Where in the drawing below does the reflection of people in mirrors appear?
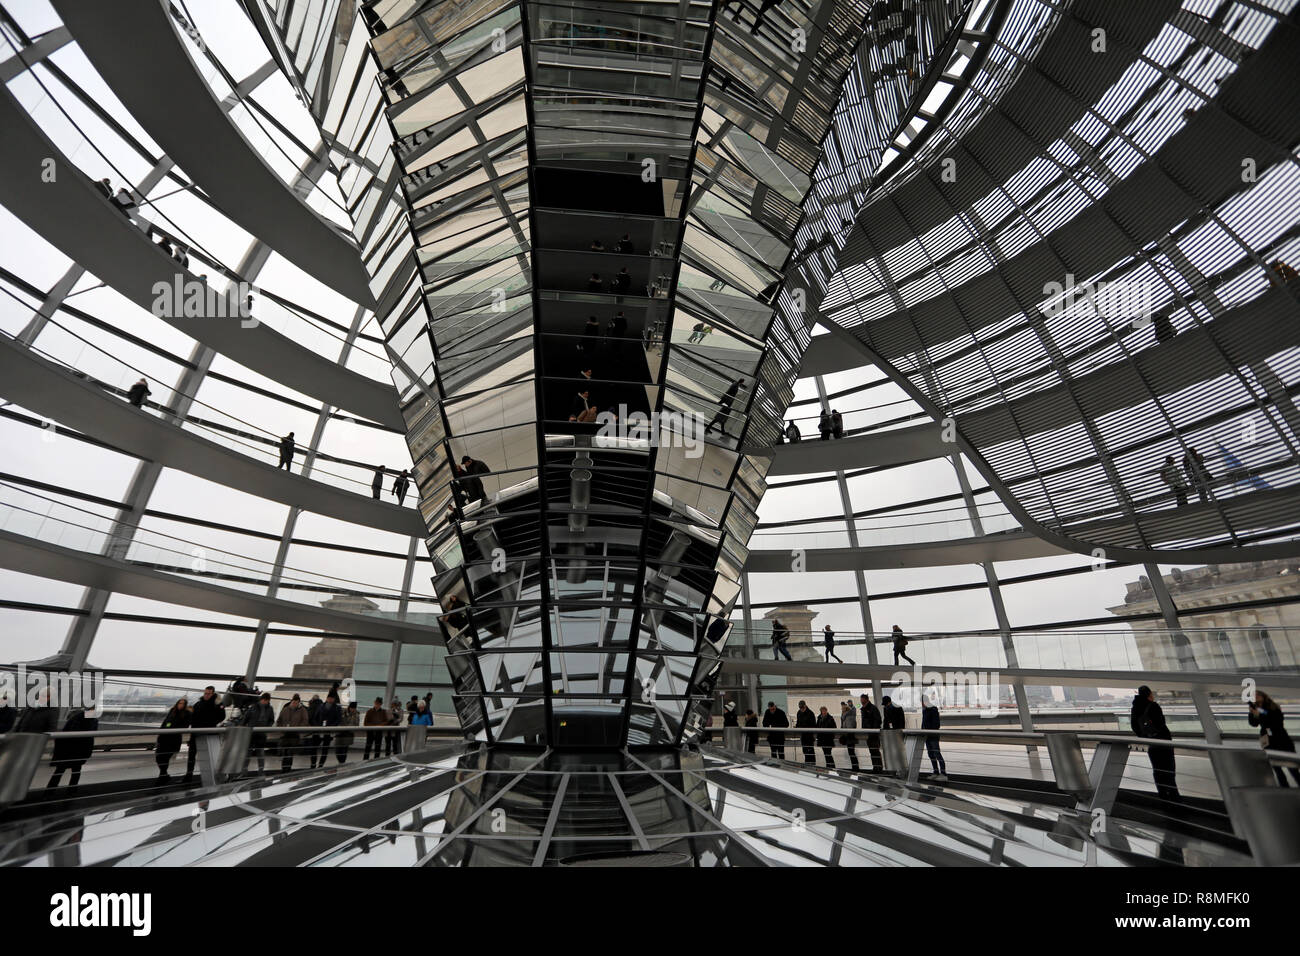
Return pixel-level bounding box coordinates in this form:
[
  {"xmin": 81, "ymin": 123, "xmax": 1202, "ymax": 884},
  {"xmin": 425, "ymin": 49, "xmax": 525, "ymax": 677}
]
[
  {"xmin": 590, "ymin": 239, "xmax": 604, "ymax": 251},
  {"xmin": 1249, "ymin": 690, "xmax": 1300, "ymax": 787},
  {"xmin": 614, "ymin": 234, "xmax": 633, "ymax": 254},
  {"xmin": 570, "ymin": 389, "xmax": 599, "ymax": 423},
  {"xmin": 707, "ymin": 378, "xmax": 742, "ymax": 434},
  {"xmin": 688, "ymin": 322, "xmax": 714, "ymax": 344},
  {"xmin": 580, "ymin": 315, "xmax": 601, "ymax": 352},
  {"xmin": 459, "ymin": 455, "xmax": 490, "ymax": 504},
  {"xmin": 587, "ymin": 273, "xmax": 603, "ymax": 292},
  {"xmin": 612, "ymin": 267, "xmax": 632, "ymax": 294},
  {"xmin": 608, "ymin": 312, "xmax": 627, "ymax": 338}
]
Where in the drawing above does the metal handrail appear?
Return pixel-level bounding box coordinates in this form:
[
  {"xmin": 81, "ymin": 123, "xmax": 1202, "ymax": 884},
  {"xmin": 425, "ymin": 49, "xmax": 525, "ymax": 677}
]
[{"xmin": 726, "ymin": 724, "xmax": 1300, "ymax": 763}]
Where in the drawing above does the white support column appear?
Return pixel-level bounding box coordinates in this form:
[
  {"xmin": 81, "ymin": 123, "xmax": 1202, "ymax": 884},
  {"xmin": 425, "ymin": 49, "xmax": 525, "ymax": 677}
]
[
  {"xmin": 814, "ymin": 375, "xmax": 881, "ymax": 704},
  {"xmin": 740, "ymin": 571, "xmax": 759, "ymax": 713},
  {"xmin": 1190, "ymin": 687, "xmax": 1222, "ymax": 744}
]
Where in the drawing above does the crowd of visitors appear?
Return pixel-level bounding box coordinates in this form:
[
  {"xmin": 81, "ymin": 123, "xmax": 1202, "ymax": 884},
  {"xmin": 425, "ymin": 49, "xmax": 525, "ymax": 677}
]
[
  {"xmin": 782, "ymin": 408, "xmax": 847, "ymax": 443},
  {"xmin": 0, "ymin": 678, "xmax": 449, "ymax": 789}
]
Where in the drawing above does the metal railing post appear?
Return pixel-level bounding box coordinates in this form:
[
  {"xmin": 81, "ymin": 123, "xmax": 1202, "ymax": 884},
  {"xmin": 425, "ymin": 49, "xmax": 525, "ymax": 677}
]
[
  {"xmin": 1224, "ymin": 788, "xmax": 1300, "ymax": 865},
  {"xmin": 196, "ymin": 731, "xmax": 224, "ymax": 787},
  {"xmin": 1189, "ymin": 688, "xmax": 1222, "ymax": 744},
  {"xmin": 1044, "ymin": 732, "xmax": 1090, "ymax": 796},
  {"xmin": 905, "ymin": 734, "xmax": 925, "ymax": 783},
  {"xmin": 1208, "ymin": 747, "xmax": 1276, "ymax": 839},
  {"xmin": 217, "ymin": 725, "xmax": 252, "ymax": 778},
  {"xmin": 880, "ymin": 729, "xmax": 906, "ymax": 777},
  {"xmin": 1084, "ymin": 741, "xmax": 1130, "ymax": 815},
  {"xmin": 405, "ymin": 724, "xmax": 428, "ymax": 752}
]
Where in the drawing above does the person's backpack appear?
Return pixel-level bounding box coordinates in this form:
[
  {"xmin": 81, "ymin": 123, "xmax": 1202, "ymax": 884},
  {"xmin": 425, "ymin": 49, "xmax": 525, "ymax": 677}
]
[{"xmin": 1138, "ymin": 703, "xmax": 1159, "ymax": 739}]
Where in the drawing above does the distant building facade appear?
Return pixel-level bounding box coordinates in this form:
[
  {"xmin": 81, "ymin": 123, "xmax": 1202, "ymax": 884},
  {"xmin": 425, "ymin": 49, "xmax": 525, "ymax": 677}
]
[
  {"xmin": 1109, "ymin": 561, "xmax": 1300, "ymax": 671},
  {"xmin": 276, "ymin": 594, "xmax": 455, "ymax": 717}
]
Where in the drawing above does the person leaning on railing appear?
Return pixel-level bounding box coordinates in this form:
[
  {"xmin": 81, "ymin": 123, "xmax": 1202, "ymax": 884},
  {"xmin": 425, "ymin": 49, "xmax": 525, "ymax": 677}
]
[
  {"xmin": 859, "ymin": 694, "xmax": 883, "ymax": 771},
  {"xmin": 240, "ymin": 691, "xmax": 276, "ymax": 775},
  {"xmin": 48, "ymin": 709, "xmax": 97, "ymax": 789},
  {"xmin": 155, "ymin": 698, "xmax": 192, "ymax": 781},
  {"xmin": 409, "ymin": 699, "xmax": 433, "ymax": 727},
  {"xmin": 1131, "ymin": 686, "xmax": 1180, "ymax": 802},
  {"xmin": 186, "ymin": 685, "xmax": 226, "ymax": 782},
  {"xmin": 275, "ymin": 693, "xmax": 310, "ymax": 772},
  {"xmin": 386, "ymin": 698, "xmax": 404, "ymax": 757},
  {"xmin": 334, "ymin": 701, "xmax": 359, "ymax": 765},
  {"xmin": 363, "ymin": 697, "xmax": 388, "ymax": 760},
  {"xmin": 1248, "ymin": 690, "xmax": 1300, "ymax": 787}
]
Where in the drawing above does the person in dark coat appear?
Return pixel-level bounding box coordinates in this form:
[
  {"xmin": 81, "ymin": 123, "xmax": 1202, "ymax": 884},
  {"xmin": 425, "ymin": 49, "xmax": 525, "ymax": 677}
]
[
  {"xmin": 818, "ymin": 409, "xmax": 832, "ymax": 440},
  {"xmin": 334, "ymin": 701, "xmax": 359, "ymax": 764},
  {"xmin": 1182, "ymin": 447, "xmax": 1212, "ymax": 503},
  {"xmin": 127, "ymin": 377, "xmax": 151, "ymax": 408},
  {"xmin": 1159, "ymin": 455, "xmax": 1189, "ymax": 506},
  {"xmin": 822, "ymin": 625, "xmax": 843, "ymax": 663},
  {"xmin": 304, "ymin": 694, "xmax": 324, "ymax": 768},
  {"xmin": 816, "ymin": 706, "xmax": 838, "ymax": 768},
  {"xmin": 920, "ymin": 694, "xmax": 946, "ymax": 778},
  {"xmin": 707, "ymin": 378, "xmax": 742, "ymax": 435},
  {"xmin": 881, "ymin": 695, "xmax": 905, "ymax": 730},
  {"xmin": 743, "ymin": 709, "xmax": 759, "ymax": 753},
  {"xmin": 607, "ymin": 311, "xmax": 627, "ymax": 339},
  {"xmin": 241, "ymin": 691, "xmax": 276, "ymax": 774},
  {"xmin": 771, "ymin": 618, "xmax": 793, "ymax": 661},
  {"xmin": 784, "ymin": 420, "xmax": 801, "ymax": 443},
  {"xmin": 580, "ymin": 315, "xmax": 602, "ymax": 352},
  {"xmin": 722, "ymin": 701, "xmax": 739, "ymax": 728},
  {"xmin": 761, "ymin": 701, "xmax": 788, "ymax": 759},
  {"xmin": 839, "ymin": 700, "xmax": 859, "ymax": 770},
  {"xmin": 1131, "ymin": 686, "xmax": 1179, "ymax": 801},
  {"xmin": 276, "ymin": 694, "xmax": 310, "ymax": 771},
  {"xmin": 831, "ymin": 409, "xmax": 844, "ymax": 439},
  {"xmin": 393, "ymin": 469, "xmax": 411, "ymax": 506},
  {"xmin": 14, "ymin": 689, "xmax": 59, "ymax": 734},
  {"xmin": 155, "ymin": 698, "xmax": 192, "ymax": 780},
  {"xmin": 460, "ymin": 456, "xmax": 490, "ymax": 504},
  {"xmin": 859, "ymin": 693, "xmax": 883, "ymax": 770},
  {"xmin": 186, "ymin": 685, "xmax": 226, "ymax": 781},
  {"xmin": 0, "ymin": 693, "xmax": 14, "ymax": 734},
  {"xmin": 795, "ymin": 700, "xmax": 817, "ymax": 764},
  {"xmin": 48, "ymin": 709, "xmax": 98, "ymax": 788},
  {"xmin": 314, "ymin": 693, "xmax": 343, "ymax": 768},
  {"xmin": 277, "ymin": 432, "xmax": 295, "ymax": 471},
  {"xmin": 892, "ymin": 625, "xmax": 915, "ymax": 666},
  {"xmin": 441, "ymin": 594, "xmax": 470, "ymax": 640},
  {"xmin": 386, "ymin": 698, "xmax": 404, "ymax": 756},
  {"xmin": 371, "ymin": 465, "xmax": 385, "ymax": 500},
  {"xmin": 363, "ymin": 697, "xmax": 388, "ymax": 759},
  {"xmin": 1249, "ymin": 690, "xmax": 1300, "ymax": 787}
]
